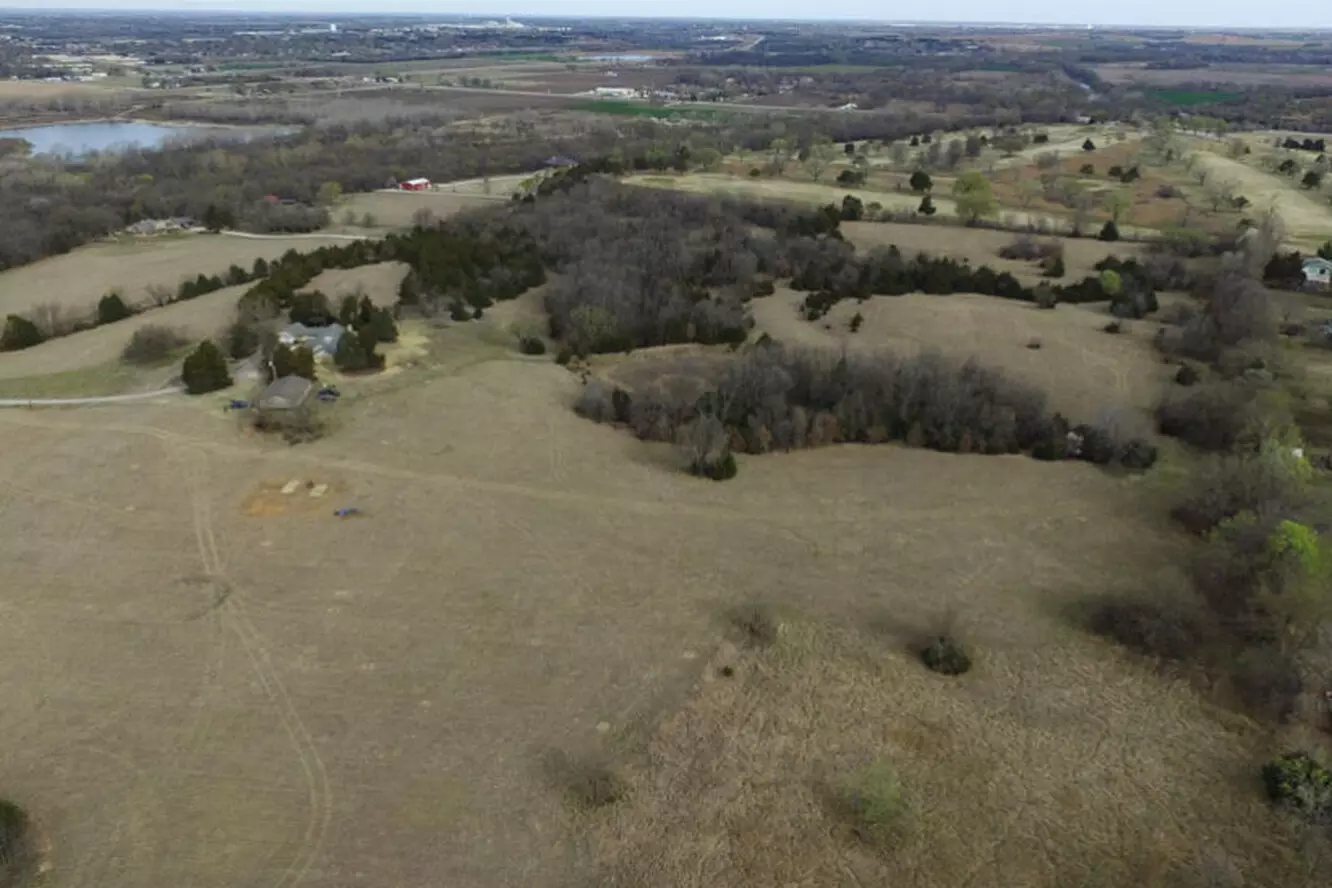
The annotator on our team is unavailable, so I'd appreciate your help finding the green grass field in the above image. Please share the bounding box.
[1147,88,1243,106]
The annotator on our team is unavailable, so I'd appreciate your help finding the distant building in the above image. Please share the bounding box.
[1304,257,1332,289]
[278,322,346,357]
[399,178,431,191]
[588,86,638,99]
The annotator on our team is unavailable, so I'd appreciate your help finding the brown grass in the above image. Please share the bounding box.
[0,233,354,319]
[843,221,1143,285]
[334,189,510,231]
[589,621,1321,888]
[0,282,247,380]
[751,287,1169,418]
[302,262,409,308]
[0,311,1313,888]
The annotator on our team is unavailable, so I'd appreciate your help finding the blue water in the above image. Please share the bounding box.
[0,121,278,158]
[585,53,655,62]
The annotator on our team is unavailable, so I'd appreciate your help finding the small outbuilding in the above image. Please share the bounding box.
[257,375,314,412]
[400,178,432,191]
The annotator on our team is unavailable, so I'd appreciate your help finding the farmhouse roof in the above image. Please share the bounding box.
[258,375,314,411]
[280,322,346,355]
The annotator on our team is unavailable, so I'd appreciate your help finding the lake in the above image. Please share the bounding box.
[0,121,286,158]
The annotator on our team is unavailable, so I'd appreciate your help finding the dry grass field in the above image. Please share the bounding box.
[0,293,1323,888]
[590,618,1321,888]
[843,221,1143,285]
[750,288,1168,418]
[1095,63,1332,88]
[1191,150,1332,248]
[0,283,247,381]
[334,188,513,231]
[301,262,409,309]
[0,234,354,320]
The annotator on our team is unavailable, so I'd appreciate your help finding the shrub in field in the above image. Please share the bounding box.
[0,798,32,884]
[1087,598,1210,661]
[1175,364,1199,386]
[678,414,737,481]
[840,761,906,841]
[1098,220,1120,242]
[121,325,188,365]
[920,634,971,675]
[909,170,932,192]
[1103,321,1123,334]
[224,320,261,360]
[519,336,546,355]
[97,290,133,325]
[1232,644,1305,722]
[1156,384,1258,452]
[1262,752,1332,819]
[181,340,231,395]
[0,314,43,352]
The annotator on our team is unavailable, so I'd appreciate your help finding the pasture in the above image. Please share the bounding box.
[0,282,246,381]
[1191,150,1332,248]
[334,182,521,231]
[0,233,354,320]
[749,288,1168,417]
[843,221,1143,285]
[0,304,1318,887]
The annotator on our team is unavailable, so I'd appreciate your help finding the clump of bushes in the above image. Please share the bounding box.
[97,290,133,325]
[999,235,1063,262]
[0,314,43,352]
[1262,752,1332,820]
[122,325,189,365]
[519,336,546,355]
[1087,598,1210,662]
[546,750,626,811]
[921,634,971,675]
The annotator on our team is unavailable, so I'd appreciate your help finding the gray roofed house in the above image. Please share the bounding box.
[278,322,346,357]
[258,375,314,411]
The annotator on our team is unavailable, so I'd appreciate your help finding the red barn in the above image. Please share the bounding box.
[400,178,431,191]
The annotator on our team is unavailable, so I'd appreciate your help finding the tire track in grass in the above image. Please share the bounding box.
[183,445,332,888]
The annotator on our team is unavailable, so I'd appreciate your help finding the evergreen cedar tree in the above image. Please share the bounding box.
[1083,138,1096,151]
[909,171,932,192]
[97,291,132,325]
[1099,220,1120,242]
[0,314,43,351]
[918,195,937,216]
[182,340,231,395]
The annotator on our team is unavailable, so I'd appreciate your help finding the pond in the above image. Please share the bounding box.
[584,53,656,62]
[0,121,288,158]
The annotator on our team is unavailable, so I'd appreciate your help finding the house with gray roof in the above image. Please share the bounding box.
[1304,257,1332,289]
[278,322,346,357]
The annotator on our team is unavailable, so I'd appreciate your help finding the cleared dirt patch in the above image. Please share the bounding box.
[750,288,1168,418]
[0,233,353,319]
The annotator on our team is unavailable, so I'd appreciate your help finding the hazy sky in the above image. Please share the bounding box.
[5,1,1332,29]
